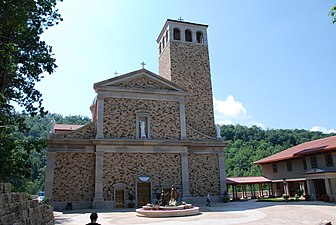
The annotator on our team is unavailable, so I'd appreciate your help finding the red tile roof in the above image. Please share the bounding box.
[226,176,271,184]
[255,136,336,164]
[55,124,84,132]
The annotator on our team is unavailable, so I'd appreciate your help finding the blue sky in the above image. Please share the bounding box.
[37,0,336,132]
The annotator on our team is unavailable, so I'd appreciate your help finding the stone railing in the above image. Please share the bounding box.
[0,190,54,225]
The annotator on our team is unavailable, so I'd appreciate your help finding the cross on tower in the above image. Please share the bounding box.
[114,71,118,76]
[141,61,146,69]
[178,17,184,21]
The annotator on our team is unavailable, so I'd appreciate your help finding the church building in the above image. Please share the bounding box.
[46,19,227,210]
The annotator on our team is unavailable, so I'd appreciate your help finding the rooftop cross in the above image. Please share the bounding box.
[178,17,184,21]
[141,61,146,69]
[114,71,118,76]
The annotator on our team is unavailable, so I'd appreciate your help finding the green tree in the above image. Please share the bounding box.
[0,0,62,189]
[330,5,336,24]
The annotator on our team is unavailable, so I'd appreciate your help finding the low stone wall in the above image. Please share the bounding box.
[0,192,54,225]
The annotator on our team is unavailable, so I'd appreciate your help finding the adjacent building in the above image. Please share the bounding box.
[256,136,336,201]
[46,19,227,210]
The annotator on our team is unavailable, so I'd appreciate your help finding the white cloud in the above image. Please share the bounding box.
[213,95,264,127]
[310,126,336,134]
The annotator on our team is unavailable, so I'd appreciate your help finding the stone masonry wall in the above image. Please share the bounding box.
[55,122,95,139]
[53,153,95,202]
[111,75,175,91]
[104,98,180,139]
[0,192,54,225]
[159,44,171,81]
[103,153,182,200]
[188,154,220,196]
[159,41,216,138]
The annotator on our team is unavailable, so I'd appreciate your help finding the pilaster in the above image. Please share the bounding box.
[218,152,227,195]
[96,96,104,139]
[93,152,104,208]
[180,152,190,197]
[45,152,56,200]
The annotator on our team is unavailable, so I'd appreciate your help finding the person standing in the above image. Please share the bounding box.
[206,193,211,207]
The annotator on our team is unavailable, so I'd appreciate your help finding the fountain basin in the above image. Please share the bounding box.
[136,206,200,217]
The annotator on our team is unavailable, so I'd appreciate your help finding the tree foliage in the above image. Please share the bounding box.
[0,0,62,188]
[331,5,336,24]
[221,124,333,177]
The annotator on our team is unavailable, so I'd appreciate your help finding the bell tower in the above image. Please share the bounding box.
[157,19,215,137]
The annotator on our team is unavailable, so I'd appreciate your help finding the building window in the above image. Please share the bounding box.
[310,155,318,169]
[173,28,180,40]
[303,158,307,170]
[159,43,162,54]
[196,31,204,43]
[286,161,292,172]
[162,37,165,49]
[185,29,192,42]
[325,153,334,167]
[136,110,150,139]
[165,30,169,44]
[272,163,277,173]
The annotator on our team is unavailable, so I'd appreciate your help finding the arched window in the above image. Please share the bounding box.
[173,28,180,40]
[196,31,204,44]
[162,37,165,49]
[165,30,169,44]
[185,29,192,42]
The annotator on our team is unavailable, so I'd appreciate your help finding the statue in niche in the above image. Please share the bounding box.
[50,119,56,134]
[140,120,146,138]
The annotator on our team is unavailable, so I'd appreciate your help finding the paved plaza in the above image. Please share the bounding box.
[54,200,335,225]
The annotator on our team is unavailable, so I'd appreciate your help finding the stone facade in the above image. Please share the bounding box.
[103,153,182,200]
[53,153,95,202]
[103,98,180,139]
[0,192,54,225]
[47,19,227,210]
[189,154,220,196]
[159,41,215,137]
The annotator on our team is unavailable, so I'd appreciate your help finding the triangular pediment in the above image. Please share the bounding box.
[94,69,186,93]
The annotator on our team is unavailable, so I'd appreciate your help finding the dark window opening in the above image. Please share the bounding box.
[325,153,334,167]
[272,163,278,173]
[196,31,203,43]
[303,158,307,170]
[185,29,192,42]
[310,155,318,169]
[286,161,292,172]
[173,28,180,40]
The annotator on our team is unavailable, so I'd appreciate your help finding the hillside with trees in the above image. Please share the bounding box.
[221,125,334,178]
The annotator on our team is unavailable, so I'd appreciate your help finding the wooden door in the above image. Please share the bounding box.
[115,189,124,208]
[137,182,151,207]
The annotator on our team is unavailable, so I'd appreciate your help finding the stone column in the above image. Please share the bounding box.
[93,152,104,209]
[45,152,56,200]
[179,101,187,139]
[324,179,331,196]
[218,152,227,195]
[180,152,190,197]
[306,179,315,200]
[96,97,104,139]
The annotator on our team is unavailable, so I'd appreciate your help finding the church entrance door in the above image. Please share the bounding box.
[115,190,124,208]
[137,182,151,207]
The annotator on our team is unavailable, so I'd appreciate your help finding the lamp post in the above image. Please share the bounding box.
[283,178,288,202]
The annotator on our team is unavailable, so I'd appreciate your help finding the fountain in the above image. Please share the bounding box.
[136,186,200,217]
